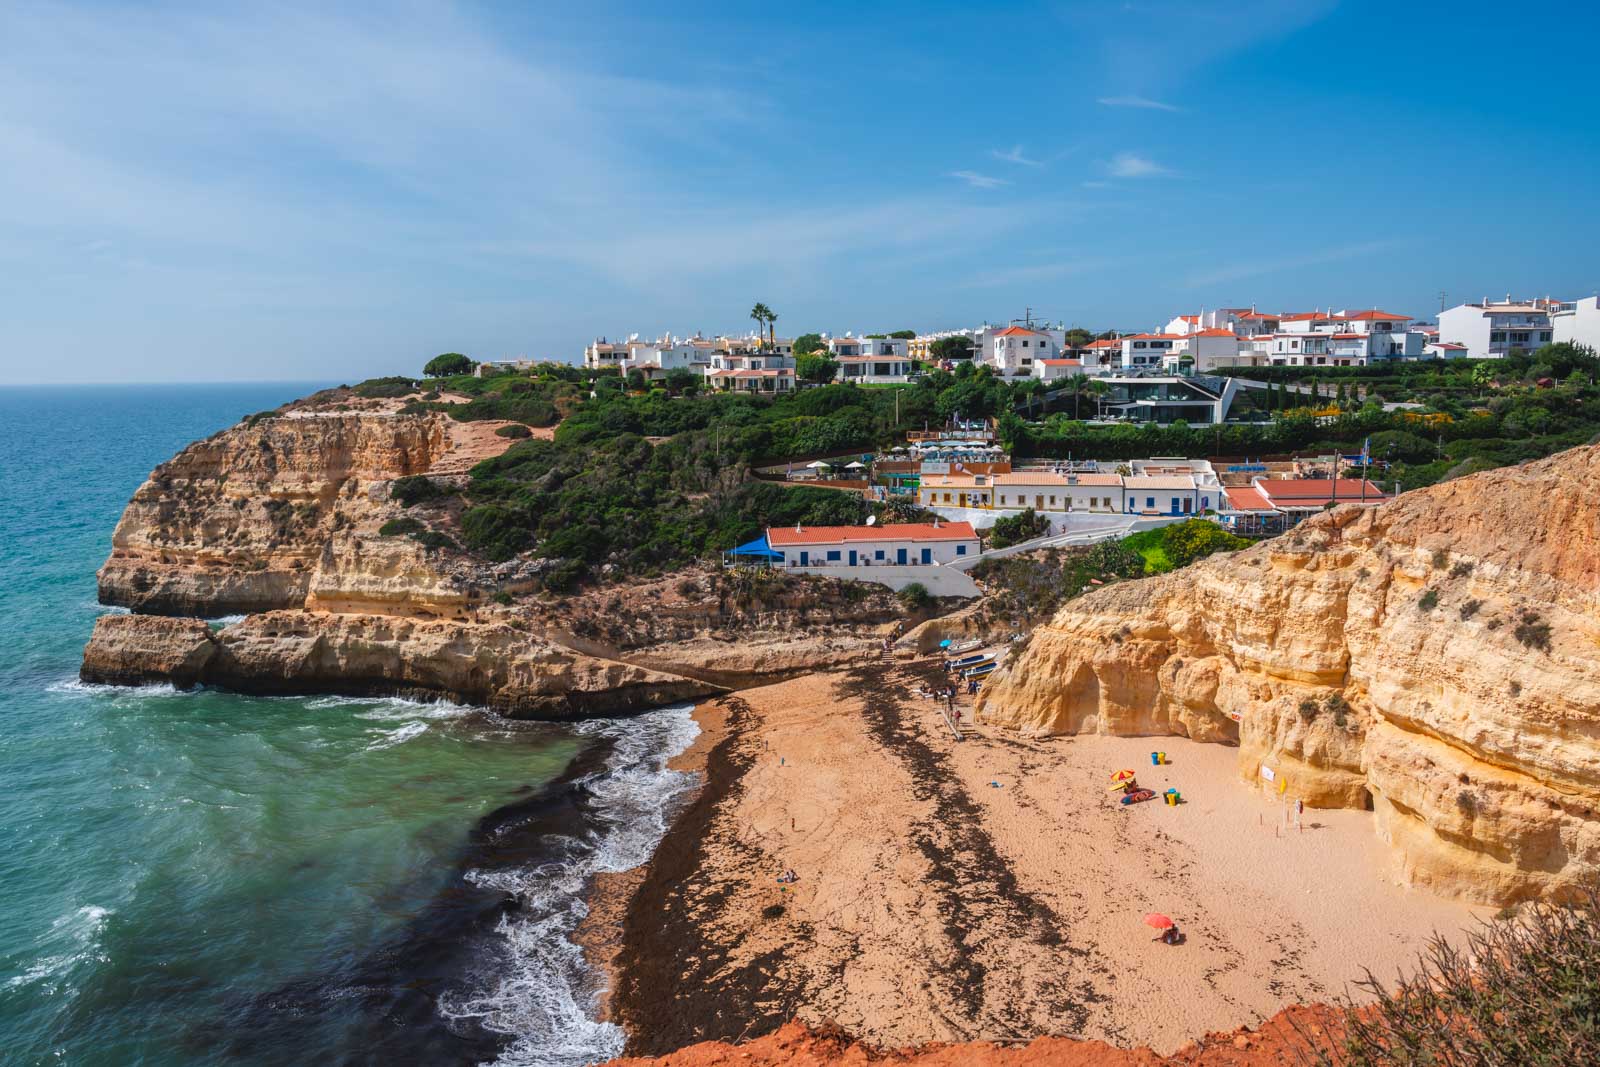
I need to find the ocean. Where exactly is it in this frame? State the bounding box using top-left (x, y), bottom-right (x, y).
top-left (0, 385), bottom-right (696, 1066)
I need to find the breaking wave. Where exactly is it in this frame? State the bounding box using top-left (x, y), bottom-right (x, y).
top-left (439, 704), bottom-right (701, 1066)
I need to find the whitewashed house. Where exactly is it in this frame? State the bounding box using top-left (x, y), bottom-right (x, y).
top-left (986, 325), bottom-right (1064, 378)
top-left (766, 521), bottom-right (979, 567)
top-left (1552, 297), bottom-right (1600, 351)
top-left (1438, 299), bottom-right (1558, 359)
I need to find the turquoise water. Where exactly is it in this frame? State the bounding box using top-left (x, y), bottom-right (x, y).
top-left (0, 386), bottom-right (697, 1066)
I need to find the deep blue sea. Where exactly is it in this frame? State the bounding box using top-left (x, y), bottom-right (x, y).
top-left (0, 385), bottom-right (696, 1066)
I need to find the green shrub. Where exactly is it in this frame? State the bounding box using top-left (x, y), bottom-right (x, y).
top-left (988, 508), bottom-right (1050, 549)
top-left (1160, 519), bottom-right (1250, 568)
top-left (1514, 610), bottom-right (1552, 651)
top-left (1120, 528), bottom-right (1173, 574)
top-left (1459, 598), bottom-right (1483, 620)
top-left (354, 376), bottom-right (420, 398)
top-left (245, 410), bottom-right (281, 427)
top-left (391, 475), bottom-right (447, 507)
top-left (1419, 588), bottom-right (1439, 611)
top-left (896, 582), bottom-right (933, 613)
top-left (491, 591), bottom-right (513, 606)
top-left (1325, 879), bottom-right (1600, 1066)
top-left (378, 517), bottom-right (425, 537)
top-left (495, 424), bottom-right (533, 439)
top-left (460, 504), bottom-right (532, 562)
top-left (413, 530), bottom-right (457, 552)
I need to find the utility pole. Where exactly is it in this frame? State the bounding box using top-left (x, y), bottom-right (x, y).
top-left (1438, 290), bottom-right (1448, 313)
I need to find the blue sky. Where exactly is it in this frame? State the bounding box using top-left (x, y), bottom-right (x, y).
top-left (2, 0), bottom-right (1597, 383)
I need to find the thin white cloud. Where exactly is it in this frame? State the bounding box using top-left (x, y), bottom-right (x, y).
top-left (1106, 152), bottom-right (1172, 178)
top-left (1097, 95), bottom-right (1181, 112)
top-left (1182, 240), bottom-right (1407, 287)
top-left (948, 170), bottom-right (1010, 190)
top-left (990, 145), bottom-right (1043, 167)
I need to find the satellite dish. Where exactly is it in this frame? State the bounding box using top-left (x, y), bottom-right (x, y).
top-left (866, 515), bottom-right (877, 526)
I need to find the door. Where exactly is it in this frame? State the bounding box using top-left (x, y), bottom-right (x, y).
top-left (799, 550), bottom-right (809, 565)
top-left (1170, 498), bottom-right (1180, 515)
top-left (1035, 494), bottom-right (1043, 509)
top-left (849, 549), bottom-right (858, 566)
top-left (921, 548), bottom-right (932, 564)
top-left (896, 548), bottom-right (907, 565)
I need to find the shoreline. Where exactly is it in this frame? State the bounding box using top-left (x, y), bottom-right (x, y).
top-left (595, 661), bottom-right (1484, 1059)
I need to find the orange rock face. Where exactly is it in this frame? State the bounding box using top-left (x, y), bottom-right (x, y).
top-left (977, 446), bottom-right (1600, 905)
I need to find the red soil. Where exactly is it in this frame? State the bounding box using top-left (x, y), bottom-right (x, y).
top-left (602, 1004), bottom-right (1345, 1066)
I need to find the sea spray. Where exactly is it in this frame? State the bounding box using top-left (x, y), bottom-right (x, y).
top-left (441, 704), bottom-right (701, 1067)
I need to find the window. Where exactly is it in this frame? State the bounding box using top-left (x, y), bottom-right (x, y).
top-left (826, 550), bottom-right (841, 561)
top-left (1491, 331), bottom-right (1506, 342)
top-left (1022, 339), bottom-right (1030, 347)
top-left (1146, 497), bottom-right (1155, 508)
top-left (875, 549), bottom-right (885, 560)
top-left (956, 545), bottom-right (967, 556)
top-left (1541, 331), bottom-right (1552, 342)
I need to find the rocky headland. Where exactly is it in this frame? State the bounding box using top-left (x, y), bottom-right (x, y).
top-left (82, 388), bottom-right (907, 715)
top-left (976, 445), bottom-right (1600, 905)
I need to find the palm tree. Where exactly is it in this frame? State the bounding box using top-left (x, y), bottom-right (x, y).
top-left (749, 303), bottom-right (768, 348)
top-left (766, 308), bottom-right (778, 351)
top-left (1085, 378), bottom-right (1110, 420)
top-left (1471, 362), bottom-right (1493, 396)
top-left (1069, 373), bottom-right (1088, 419)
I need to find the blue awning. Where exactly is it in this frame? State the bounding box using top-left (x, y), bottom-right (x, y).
top-left (728, 534), bottom-right (783, 559)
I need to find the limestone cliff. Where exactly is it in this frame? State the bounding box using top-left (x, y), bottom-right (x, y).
top-left (98, 409), bottom-right (455, 616)
top-left (976, 446), bottom-right (1600, 904)
top-left (82, 612), bottom-right (716, 717)
top-left (84, 393), bottom-right (903, 717)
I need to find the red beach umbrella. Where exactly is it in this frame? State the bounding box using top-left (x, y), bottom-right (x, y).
top-left (1110, 769), bottom-right (1138, 784)
top-left (1144, 913), bottom-right (1174, 930)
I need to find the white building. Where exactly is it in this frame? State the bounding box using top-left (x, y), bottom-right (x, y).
top-left (1438, 299), bottom-right (1558, 359)
top-left (985, 325), bottom-right (1064, 378)
top-left (1552, 297), bottom-right (1600, 351)
top-left (837, 353), bottom-right (914, 384)
top-left (766, 521), bottom-right (979, 567)
top-left (920, 460), bottom-right (1224, 518)
top-left (991, 472), bottom-right (1123, 514)
top-left (1119, 333), bottom-right (1185, 370)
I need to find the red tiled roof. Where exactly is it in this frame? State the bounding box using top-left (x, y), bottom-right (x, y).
top-left (1039, 358), bottom-right (1081, 365)
top-left (1429, 342), bottom-right (1468, 349)
top-left (1235, 311), bottom-right (1279, 319)
top-left (767, 522), bottom-right (978, 547)
top-left (1189, 328), bottom-right (1238, 338)
top-left (994, 325), bottom-right (1047, 337)
top-left (1085, 338), bottom-right (1120, 348)
top-left (1255, 478), bottom-right (1388, 504)
top-left (1342, 310), bottom-right (1411, 321)
top-left (1223, 486), bottom-right (1274, 511)
top-left (1280, 312), bottom-right (1343, 322)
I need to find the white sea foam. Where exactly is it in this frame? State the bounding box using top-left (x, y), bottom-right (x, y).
top-left (439, 704), bottom-right (701, 1067)
top-left (3, 905), bottom-right (113, 994)
top-left (363, 720), bottom-right (430, 751)
top-left (47, 678), bottom-right (180, 698)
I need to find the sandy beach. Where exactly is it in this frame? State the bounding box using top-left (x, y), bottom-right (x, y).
top-left (602, 659), bottom-right (1484, 1057)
